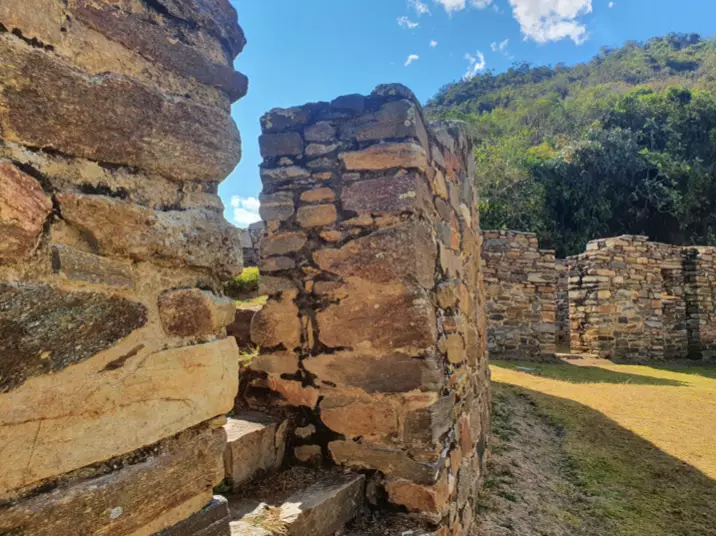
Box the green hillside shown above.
[426,33,716,257]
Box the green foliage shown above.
[225,267,259,297]
[426,34,716,256]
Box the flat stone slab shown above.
[157,495,232,536]
[228,470,364,536]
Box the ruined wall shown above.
[482,231,557,360]
[556,259,571,349]
[244,85,491,534]
[0,1,245,534]
[569,236,716,361]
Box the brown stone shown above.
[0,283,147,394]
[248,352,300,376]
[385,476,450,517]
[320,394,398,440]
[305,143,339,157]
[0,425,227,536]
[446,334,465,364]
[260,256,296,272]
[57,194,243,278]
[0,338,239,495]
[268,376,320,408]
[301,188,336,204]
[294,444,323,464]
[341,173,429,215]
[260,165,311,187]
[297,204,338,228]
[304,352,443,393]
[339,143,429,173]
[436,280,460,309]
[305,122,336,142]
[328,441,440,485]
[316,281,437,353]
[260,132,304,158]
[403,394,455,449]
[313,223,436,288]
[0,36,241,183]
[259,191,295,221]
[227,307,259,349]
[51,245,133,288]
[251,292,301,349]
[159,289,236,337]
[259,276,298,296]
[263,232,307,256]
[340,100,428,149]
[0,161,52,263]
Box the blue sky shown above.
[222,0,716,227]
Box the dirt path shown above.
[474,384,608,536]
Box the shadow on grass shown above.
[647,362,716,380]
[493,382,716,536]
[492,361,686,386]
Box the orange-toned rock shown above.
[297,204,337,228]
[159,289,236,337]
[251,292,301,350]
[339,143,429,173]
[268,376,320,408]
[320,393,398,440]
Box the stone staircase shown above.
[221,412,366,536]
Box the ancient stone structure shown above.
[0,1,245,534]
[239,221,264,267]
[239,85,491,534]
[569,236,716,361]
[556,259,571,349]
[482,231,557,360]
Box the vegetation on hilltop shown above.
[427,34,716,257]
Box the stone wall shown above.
[569,236,716,361]
[243,85,491,534]
[482,231,557,360]
[0,1,245,534]
[556,259,571,349]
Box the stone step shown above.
[223,412,288,491]
[341,511,438,536]
[227,468,365,536]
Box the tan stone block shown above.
[0,161,52,263]
[263,232,308,256]
[339,143,429,173]
[446,334,465,364]
[297,204,338,228]
[320,393,398,440]
[51,245,133,287]
[313,223,436,289]
[294,444,323,463]
[251,292,301,350]
[341,173,430,215]
[159,288,235,337]
[385,474,450,518]
[0,36,240,182]
[0,425,226,536]
[259,191,295,221]
[436,279,460,309]
[57,194,243,278]
[0,338,239,495]
[268,376,320,408]
[301,187,336,203]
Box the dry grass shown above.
[490,359,716,536]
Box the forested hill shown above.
[426,34,716,257]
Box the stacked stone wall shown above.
[243,85,491,534]
[569,236,716,361]
[556,259,571,349]
[0,1,245,534]
[482,231,557,360]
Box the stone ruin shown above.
[0,0,245,533]
[569,235,716,362]
[233,85,492,535]
[481,231,557,360]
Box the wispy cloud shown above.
[409,0,432,16]
[464,51,486,79]
[491,38,509,53]
[405,54,420,66]
[507,0,592,44]
[608,1,615,7]
[434,0,493,14]
[230,196,261,228]
[430,40,439,47]
[398,16,420,29]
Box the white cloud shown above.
[230,196,261,227]
[433,0,493,14]
[608,1,615,7]
[430,40,439,47]
[405,54,420,66]
[464,51,486,79]
[491,38,509,53]
[507,0,592,44]
[410,0,432,16]
[398,16,420,29]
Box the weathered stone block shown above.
[0,36,241,182]
[57,194,243,278]
[0,161,52,264]
[339,100,428,149]
[259,132,304,158]
[313,223,436,288]
[0,425,227,536]
[0,283,147,394]
[51,245,133,287]
[320,393,399,440]
[159,289,236,337]
[339,143,429,172]
[301,187,336,203]
[341,173,429,215]
[297,204,337,227]
[263,232,307,256]
[0,338,238,495]
[157,495,232,536]
[251,292,301,349]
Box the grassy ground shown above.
[488,359,716,536]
